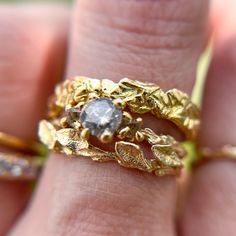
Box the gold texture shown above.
[198,145,236,162]
[0,131,45,156]
[39,76,199,176]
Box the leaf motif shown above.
[101,79,119,96]
[115,141,152,171]
[151,145,183,168]
[77,145,116,162]
[56,128,89,152]
[38,120,57,149]
[119,78,156,90]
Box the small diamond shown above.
[11,165,23,177]
[79,98,122,136]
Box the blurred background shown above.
[0,0,71,1]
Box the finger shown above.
[0,4,68,235]
[13,1,208,235]
[179,1,236,235]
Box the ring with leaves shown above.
[38,76,199,176]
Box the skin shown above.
[0,0,235,235]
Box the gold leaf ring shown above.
[38,76,200,176]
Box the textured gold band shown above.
[38,76,199,176]
[198,145,236,162]
[0,132,44,155]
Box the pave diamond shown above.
[79,98,122,136]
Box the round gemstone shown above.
[79,98,122,136]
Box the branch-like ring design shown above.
[38,76,200,176]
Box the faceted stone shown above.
[79,98,122,136]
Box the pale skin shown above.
[0,0,235,235]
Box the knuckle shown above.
[77,0,208,49]
[71,0,208,91]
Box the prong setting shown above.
[99,130,113,143]
[113,98,126,109]
[118,127,130,139]
[60,117,68,128]
[80,128,90,140]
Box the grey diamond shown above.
[79,98,122,136]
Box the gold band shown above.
[38,76,199,176]
[0,132,46,180]
[48,77,200,140]
[0,152,42,180]
[198,145,236,162]
[0,132,45,156]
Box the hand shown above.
[0,1,235,236]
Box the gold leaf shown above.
[115,141,152,171]
[87,78,101,92]
[101,79,118,96]
[56,129,89,151]
[151,145,183,168]
[119,78,156,90]
[78,145,116,162]
[38,120,57,149]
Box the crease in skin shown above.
[68,0,208,93]
[74,1,206,50]
[80,0,206,23]
[11,0,208,235]
[80,3,204,36]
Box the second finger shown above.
[179,1,236,235]
[0,4,68,235]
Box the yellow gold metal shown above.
[113,98,125,109]
[60,117,69,128]
[118,127,131,139]
[198,145,236,162]
[80,128,90,140]
[0,132,44,155]
[39,76,199,176]
[135,131,145,142]
[99,130,113,143]
[88,92,99,100]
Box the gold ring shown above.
[0,152,43,180]
[0,132,45,156]
[38,76,200,176]
[0,132,46,180]
[198,145,236,163]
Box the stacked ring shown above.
[198,145,236,163]
[38,76,200,176]
[0,132,44,180]
[0,152,42,180]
